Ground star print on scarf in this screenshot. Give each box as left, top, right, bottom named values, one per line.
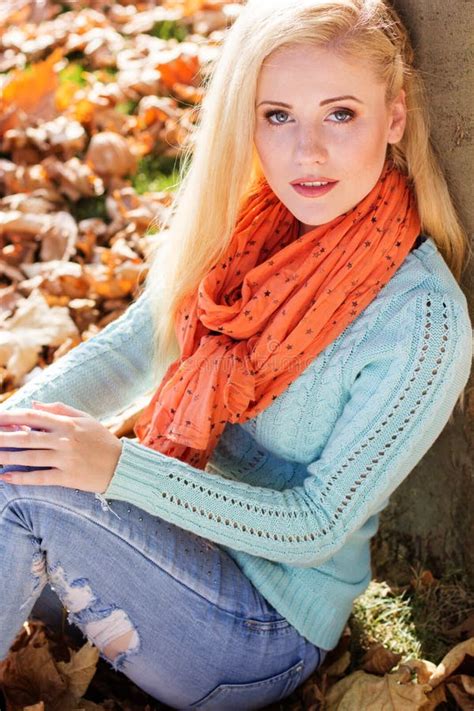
left=134, top=158, right=421, bottom=470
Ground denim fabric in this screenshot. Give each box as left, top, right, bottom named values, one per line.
left=0, top=480, right=326, bottom=710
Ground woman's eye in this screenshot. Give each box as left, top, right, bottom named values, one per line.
left=264, top=109, right=289, bottom=125
left=329, top=109, right=354, bottom=123
left=265, top=109, right=355, bottom=126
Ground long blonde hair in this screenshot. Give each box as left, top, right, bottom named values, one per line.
left=141, top=0, right=471, bottom=390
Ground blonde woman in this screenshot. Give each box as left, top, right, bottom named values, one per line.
left=0, top=0, right=471, bottom=708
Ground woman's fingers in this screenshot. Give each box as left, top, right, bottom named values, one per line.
left=0, top=470, right=60, bottom=486
left=0, top=403, right=121, bottom=493
left=0, top=408, right=66, bottom=430
left=0, top=447, right=59, bottom=467
left=32, top=401, right=89, bottom=418
left=0, top=430, right=52, bottom=448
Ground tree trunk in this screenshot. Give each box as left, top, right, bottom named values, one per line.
left=371, top=0, right=474, bottom=585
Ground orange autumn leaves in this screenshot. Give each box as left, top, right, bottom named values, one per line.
left=0, top=1, right=237, bottom=394
left=0, top=49, right=63, bottom=134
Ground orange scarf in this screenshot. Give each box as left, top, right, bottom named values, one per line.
left=134, top=158, right=421, bottom=470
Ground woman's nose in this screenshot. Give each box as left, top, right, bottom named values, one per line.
left=294, top=127, right=329, bottom=164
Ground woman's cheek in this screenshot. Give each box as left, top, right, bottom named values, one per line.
left=254, top=132, right=287, bottom=174
left=254, top=130, right=272, bottom=161
left=257, top=128, right=284, bottom=153
left=335, top=123, right=365, bottom=150
left=356, top=122, right=387, bottom=158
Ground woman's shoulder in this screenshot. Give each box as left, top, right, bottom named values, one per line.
left=369, top=233, right=468, bottom=315
left=331, top=234, right=471, bottom=365
left=401, top=233, right=469, bottom=315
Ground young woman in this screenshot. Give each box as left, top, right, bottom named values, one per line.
left=0, top=0, right=471, bottom=708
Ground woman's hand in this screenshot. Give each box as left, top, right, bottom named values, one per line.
left=0, top=401, right=123, bottom=494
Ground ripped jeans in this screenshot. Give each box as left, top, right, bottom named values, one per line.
left=0, top=481, right=327, bottom=710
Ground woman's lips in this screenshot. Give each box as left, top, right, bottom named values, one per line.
left=291, top=181, right=338, bottom=198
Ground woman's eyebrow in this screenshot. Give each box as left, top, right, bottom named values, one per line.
left=256, top=95, right=364, bottom=108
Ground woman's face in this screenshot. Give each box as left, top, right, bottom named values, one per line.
left=254, top=45, right=407, bottom=235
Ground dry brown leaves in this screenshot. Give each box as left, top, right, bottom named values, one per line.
left=0, top=0, right=244, bottom=397
left=284, top=624, right=474, bottom=711
left=0, top=620, right=101, bottom=711
left=1, top=615, right=473, bottom=710
left=0, top=617, right=166, bottom=710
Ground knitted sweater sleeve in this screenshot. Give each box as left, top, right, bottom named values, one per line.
left=103, top=290, right=472, bottom=566
left=0, top=291, right=155, bottom=421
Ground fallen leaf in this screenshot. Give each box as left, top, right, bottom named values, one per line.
left=418, top=682, right=447, bottom=711
left=324, top=650, right=351, bottom=678
left=425, top=637, right=474, bottom=688
left=42, top=156, right=104, bottom=202
left=0, top=625, right=68, bottom=710
left=156, top=45, right=201, bottom=89
left=56, top=642, right=100, bottom=701
left=445, top=674, right=474, bottom=710
left=24, top=260, right=90, bottom=300
left=361, top=643, right=402, bottom=675
left=0, top=48, right=63, bottom=134
left=404, top=658, right=438, bottom=685
left=325, top=667, right=432, bottom=710
left=85, top=131, right=137, bottom=178
left=0, top=289, right=79, bottom=385
left=163, top=0, right=208, bottom=16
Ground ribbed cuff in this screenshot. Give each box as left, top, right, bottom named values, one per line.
left=102, top=436, right=166, bottom=508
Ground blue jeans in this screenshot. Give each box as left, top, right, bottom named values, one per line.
left=0, top=480, right=327, bottom=710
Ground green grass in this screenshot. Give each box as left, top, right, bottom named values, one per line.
left=133, top=170, right=181, bottom=194
left=63, top=155, right=183, bottom=222
left=132, top=154, right=183, bottom=194
left=147, top=19, right=189, bottom=42
left=350, top=580, right=421, bottom=666
left=58, top=62, right=87, bottom=87
left=115, top=99, right=139, bottom=115
left=68, top=195, right=109, bottom=223
left=349, top=568, right=474, bottom=668
left=57, top=1, right=73, bottom=13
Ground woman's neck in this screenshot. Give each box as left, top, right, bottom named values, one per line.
left=297, top=221, right=314, bottom=238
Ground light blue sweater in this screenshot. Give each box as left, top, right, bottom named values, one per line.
left=1, top=236, right=472, bottom=651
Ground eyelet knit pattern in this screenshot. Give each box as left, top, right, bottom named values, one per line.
left=104, top=291, right=465, bottom=550
left=2, top=237, right=472, bottom=651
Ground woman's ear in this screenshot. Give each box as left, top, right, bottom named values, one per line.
left=387, top=89, right=407, bottom=145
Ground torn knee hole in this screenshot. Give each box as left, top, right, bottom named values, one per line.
left=103, top=631, right=136, bottom=661
left=31, top=552, right=48, bottom=581
left=20, top=551, right=49, bottom=612
left=46, top=564, right=140, bottom=667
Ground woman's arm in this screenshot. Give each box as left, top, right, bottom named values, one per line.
left=0, top=291, right=155, bottom=422
left=103, top=290, right=472, bottom=565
